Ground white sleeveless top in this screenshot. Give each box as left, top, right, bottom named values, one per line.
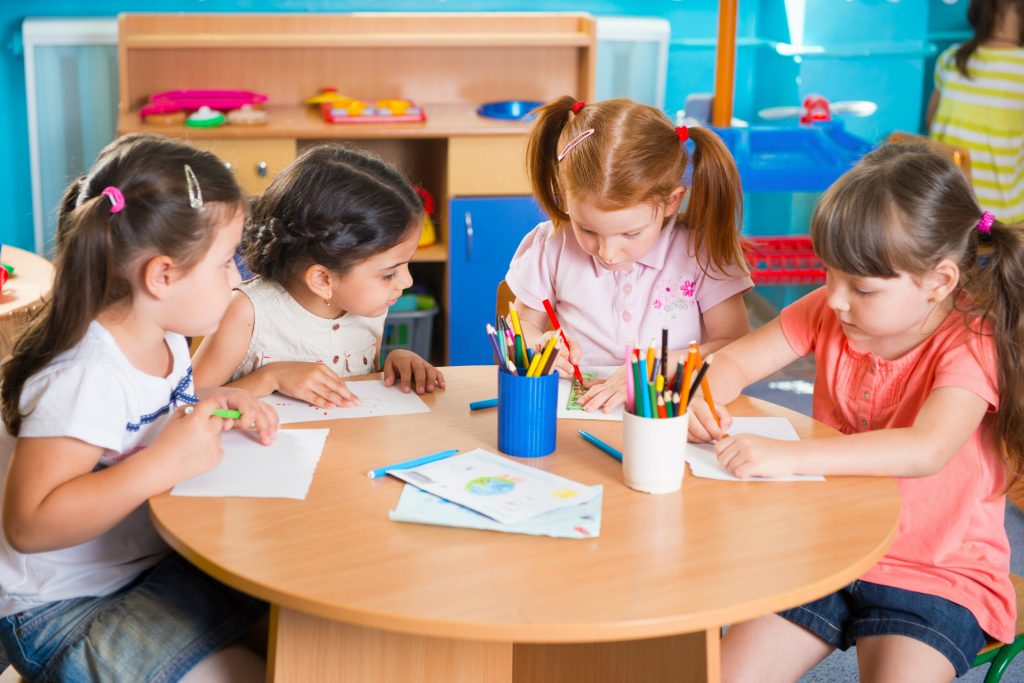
left=231, top=278, right=386, bottom=381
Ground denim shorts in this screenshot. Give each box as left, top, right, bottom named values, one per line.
left=0, top=552, right=267, bottom=683
left=778, top=579, right=986, bottom=676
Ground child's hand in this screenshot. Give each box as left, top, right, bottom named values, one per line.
left=687, top=399, right=733, bottom=443
left=384, top=350, right=445, bottom=394
left=152, top=400, right=226, bottom=482
left=537, top=330, right=583, bottom=379
left=199, top=386, right=279, bottom=446
left=272, top=362, right=360, bottom=409
left=715, top=435, right=796, bottom=479
left=578, top=366, right=627, bottom=413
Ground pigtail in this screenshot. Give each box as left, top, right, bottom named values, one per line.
left=685, top=126, right=747, bottom=272
left=2, top=197, right=118, bottom=435
left=961, top=217, right=1024, bottom=484
left=955, top=0, right=998, bottom=77
left=526, top=95, right=578, bottom=227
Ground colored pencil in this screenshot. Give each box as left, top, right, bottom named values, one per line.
left=367, top=448, right=460, bottom=479
left=485, top=324, right=504, bottom=366
left=665, top=390, right=675, bottom=418
left=656, top=394, right=667, bottom=418
left=646, top=339, right=656, bottom=381
left=530, top=334, right=559, bottom=377
left=624, top=344, right=635, bottom=413
left=211, top=409, right=241, bottom=419
left=637, top=357, right=652, bottom=417
left=680, top=347, right=697, bottom=412
left=660, top=327, right=669, bottom=386
left=508, top=304, right=524, bottom=338
left=469, top=398, right=498, bottom=410
left=578, top=429, right=623, bottom=462
left=631, top=358, right=642, bottom=416
left=686, top=357, right=712, bottom=406
left=540, top=346, right=561, bottom=375
left=542, top=298, right=586, bottom=384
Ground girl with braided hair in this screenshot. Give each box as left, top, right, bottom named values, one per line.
left=193, top=144, right=443, bottom=406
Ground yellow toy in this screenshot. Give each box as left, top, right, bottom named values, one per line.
left=414, top=186, right=437, bottom=248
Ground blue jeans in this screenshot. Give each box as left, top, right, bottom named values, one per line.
left=0, top=553, right=266, bottom=682
left=778, top=579, right=987, bottom=676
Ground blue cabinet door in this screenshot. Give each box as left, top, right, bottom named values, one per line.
left=448, top=196, right=547, bottom=365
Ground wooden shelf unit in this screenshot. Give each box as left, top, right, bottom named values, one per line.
left=117, top=12, right=596, bottom=363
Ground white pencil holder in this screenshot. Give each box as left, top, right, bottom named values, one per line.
left=622, top=410, right=689, bottom=494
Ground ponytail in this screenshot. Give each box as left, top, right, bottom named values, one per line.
left=685, top=127, right=747, bottom=272
left=959, top=216, right=1024, bottom=484
left=526, top=95, right=578, bottom=227
left=955, top=0, right=1010, bottom=77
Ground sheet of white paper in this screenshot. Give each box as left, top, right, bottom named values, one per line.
left=263, top=380, right=429, bottom=424
left=557, top=365, right=624, bottom=421
left=389, top=448, right=602, bottom=525
left=685, top=417, right=825, bottom=482
left=171, top=428, right=329, bottom=499
left=389, top=484, right=603, bottom=539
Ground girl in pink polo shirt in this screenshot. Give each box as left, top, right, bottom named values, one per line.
left=506, top=97, right=752, bottom=412
left=690, top=142, right=1023, bottom=681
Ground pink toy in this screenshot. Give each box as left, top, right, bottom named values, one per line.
left=799, top=95, right=832, bottom=125
left=139, top=90, right=268, bottom=119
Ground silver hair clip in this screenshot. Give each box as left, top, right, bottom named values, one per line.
left=184, top=164, right=203, bottom=210
left=556, top=128, right=596, bottom=162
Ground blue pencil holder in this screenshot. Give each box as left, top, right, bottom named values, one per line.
left=497, top=370, right=558, bottom=457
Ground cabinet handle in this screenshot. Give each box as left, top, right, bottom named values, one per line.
left=464, top=211, right=474, bottom=261
left=256, top=161, right=268, bottom=177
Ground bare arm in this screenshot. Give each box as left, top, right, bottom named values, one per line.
left=925, top=89, right=941, bottom=132
left=698, top=292, right=751, bottom=355
left=716, top=386, right=988, bottom=479
left=3, top=402, right=225, bottom=553
left=192, top=291, right=255, bottom=389
left=706, top=317, right=801, bottom=402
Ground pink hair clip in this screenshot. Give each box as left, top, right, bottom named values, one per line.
left=556, top=128, right=595, bottom=162
left=100, top=186, right=125, bottom=214
left=977, top=211, right=995, bottom=234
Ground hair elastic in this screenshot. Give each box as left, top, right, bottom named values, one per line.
left=556, top=128, right=595, bottom=162
left=100, top=186, right=125, bottom=214
left=676, top=126, right=689, bottom=143
left=977, top=211, right=995, bottom=235
left=184, top=164, right=204, bottom=210
left=571, top=101, right=586, bottom=114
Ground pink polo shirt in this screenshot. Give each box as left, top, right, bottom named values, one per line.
left=780, top=287, right=1015, bottom=642
left=506, top=219, right=753, bottom=366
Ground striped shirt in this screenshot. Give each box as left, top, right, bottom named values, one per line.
left=930, top=44, right=1024, bottom=223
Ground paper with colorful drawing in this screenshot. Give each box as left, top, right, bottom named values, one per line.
left=171, top=428, right=329, bottom=499
left=684, top=417, right=825, bottom=482
left=387, top=448, right=601, bottom=525
left=557, top=366, right=623, bottom=421
left=263, top=380, right=430, bottom=424
left=389, top=484, right=603, bottom=538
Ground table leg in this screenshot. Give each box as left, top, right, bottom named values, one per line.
left=268, top=606, right=720, bottom=683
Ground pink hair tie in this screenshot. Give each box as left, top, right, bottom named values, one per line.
left=100, top=186, right=125, bottom=214
left=571, top=101, right=586, bottom=114
left=676, top=126, right=689, bottom=143
left=977, top=211, right=995, bottom=234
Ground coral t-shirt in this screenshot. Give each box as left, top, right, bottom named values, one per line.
left=780, top=287, right=1015, bottom=642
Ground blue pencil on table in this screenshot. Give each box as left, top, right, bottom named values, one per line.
left=367, top=448, right=460, bottom=479
left=470, top=398, right=498, bottom=410
left=578, top=430, right=622, bottom=462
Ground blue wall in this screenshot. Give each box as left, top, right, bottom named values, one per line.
left=0, top=1, right=968, bottom=252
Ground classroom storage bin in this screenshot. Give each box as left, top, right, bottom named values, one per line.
left=382, top=306, right=439, bottom=362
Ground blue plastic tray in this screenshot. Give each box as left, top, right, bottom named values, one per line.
left=476, top=100, right=543, bottom=121
left=711, top=121, right=874, bottom=192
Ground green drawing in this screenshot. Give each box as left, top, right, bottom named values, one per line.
left=565, top=371, right=598, bottom=411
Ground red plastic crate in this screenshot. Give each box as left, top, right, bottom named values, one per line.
left=744, top=236, right=826, bottom=286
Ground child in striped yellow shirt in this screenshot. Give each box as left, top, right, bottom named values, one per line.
left=928, top=0, right=1024, bottom=223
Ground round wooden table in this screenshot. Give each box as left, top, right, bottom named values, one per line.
left=0, top=246, right=54, bottom=360
left=149, top=366, right=900, bottom=683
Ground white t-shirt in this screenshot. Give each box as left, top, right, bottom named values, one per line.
left=0, top=322, right=195, bottom=617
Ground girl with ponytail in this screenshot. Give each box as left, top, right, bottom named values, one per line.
left=0, top=133, right=274, bottom=681
left=507, top=96, right=752, bottom=412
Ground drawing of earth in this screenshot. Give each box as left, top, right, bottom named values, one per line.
left=465, top=476, right=515, bottom=496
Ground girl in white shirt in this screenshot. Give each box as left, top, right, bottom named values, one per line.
left=0, top=134, right=277, bottom=682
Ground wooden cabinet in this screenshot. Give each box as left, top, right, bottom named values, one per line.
left=116, top=12, right=594, bottom=363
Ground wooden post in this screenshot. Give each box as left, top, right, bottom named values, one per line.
left=711, top=0, right=738, bottom=127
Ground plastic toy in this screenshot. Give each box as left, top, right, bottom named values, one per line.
left=0, top=265, right=8, bottom=293
left=414, top=186, right=437, bottom=248
left=139, top=89, right=267, bottom=121
left=320, top=99, right=425, bottom=124
left=186, top=106, right=226, bottom=128
left=305, top=87, right=349, bottom=106
left=758, top=95, right=878, bottom=124
left=143, top=111, right=187, bottom=126
left=226, top=104, right=269, bottom=125
left=476, top=100, right=543, bottom=121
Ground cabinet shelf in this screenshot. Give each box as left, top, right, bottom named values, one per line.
left=125, top=32, right=591, bottom=49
